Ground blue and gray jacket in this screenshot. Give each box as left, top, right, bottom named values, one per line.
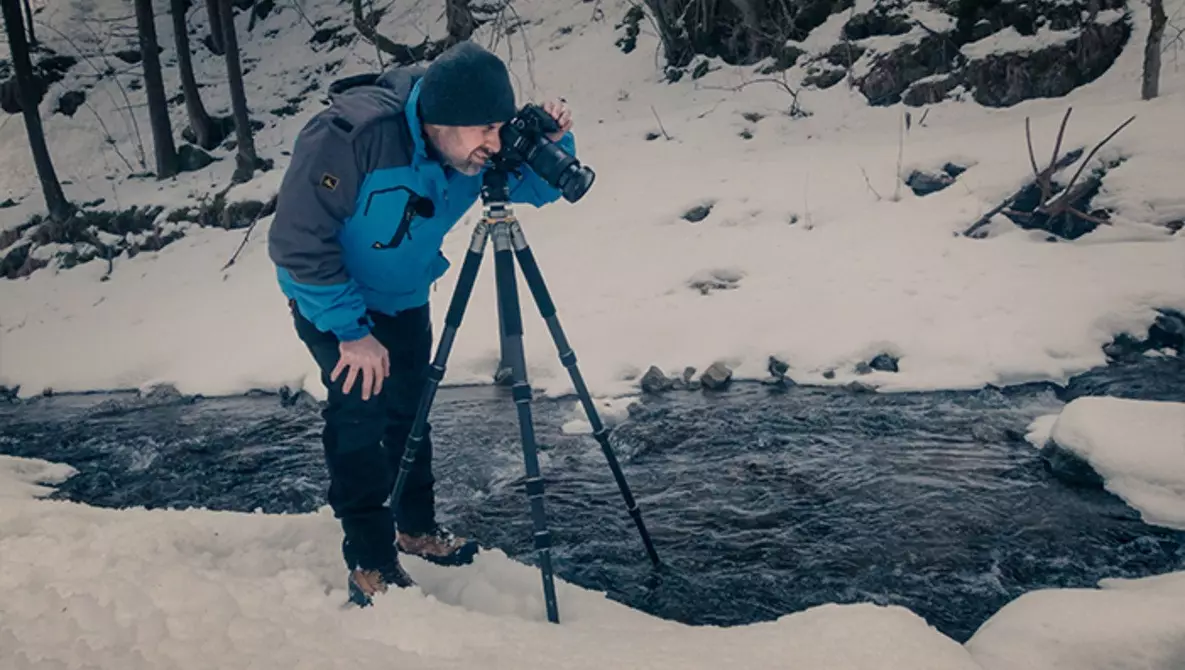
left=268, top=66, right=575, bottom=341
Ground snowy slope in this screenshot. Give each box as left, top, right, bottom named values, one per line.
left=0, top=0, right=1183, bottom=400
left=4, top=454, right=1185, bottom=670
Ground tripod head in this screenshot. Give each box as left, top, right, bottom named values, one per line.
left=480, top=166, right=512, bottom=206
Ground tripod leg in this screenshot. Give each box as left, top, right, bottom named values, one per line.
left=508, top=222, right=662, bottom=568
left=389, top=223, right=490, bottom=527
left=491, top=221, right=561, bottom=624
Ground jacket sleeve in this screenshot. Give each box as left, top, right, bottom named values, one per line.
left=267, top=116, right=372, bottom=341
left=507, top=131, right=577, bottom=207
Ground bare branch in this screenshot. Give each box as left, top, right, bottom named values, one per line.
left=1046, top=114, right=1135, bottom=212
left=650, top=105, right=671, bottom=140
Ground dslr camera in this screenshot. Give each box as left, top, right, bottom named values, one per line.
left=493, top=103, right=595, bottom=203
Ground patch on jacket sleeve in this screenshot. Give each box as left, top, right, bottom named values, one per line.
left=320, top=172, right=340, bottom=191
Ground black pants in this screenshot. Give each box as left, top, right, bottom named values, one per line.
left=291, top=300, right=436, bottom=572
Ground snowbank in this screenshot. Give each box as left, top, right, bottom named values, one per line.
left=0, top=455, right=989, bottom=670
left=3, top=455, right=1184, bottom=670
left=966, top=573, right=1185, bottom=670
left=1045, top=396, right=1185, bottom=530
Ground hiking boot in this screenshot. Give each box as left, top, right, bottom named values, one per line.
left=347, top=562, right=416, bottom=608
left=397, top=525, right=479, bottom=566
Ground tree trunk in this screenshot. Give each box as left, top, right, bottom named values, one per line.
left=206, top=0, right=224, bottom=55
left=134, top=0, right=178, bottom=178
left=2, top=0, right=72, bottom=222
left=444, top=0, right=474, bottom=44
left=642, top=0, right=694, bottom=67
left=220, top=0, right=257, bottom=183
left=170, top=0, right=218, bottom=149
left=1142, top=0, right=1166, bottom=100
left=21, top=0, right=34, bottom=46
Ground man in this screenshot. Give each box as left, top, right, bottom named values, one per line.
left=267, top=41, right=576, bottom=606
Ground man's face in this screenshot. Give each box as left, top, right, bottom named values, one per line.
left=425, top=122, right=504, bottom=176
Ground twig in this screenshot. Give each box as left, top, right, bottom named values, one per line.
left=859, top=166, right=882, bottom=200
left=650, top=105, right=671, bottom=139
left=220, top=204, right=270, bottom=271
left=1043, top=114, right=1134, bottom=213
left=892, top=109, right=905, bottom=201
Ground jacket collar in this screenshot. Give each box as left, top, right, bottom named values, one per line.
left=405, top=78, right=430, bottom=169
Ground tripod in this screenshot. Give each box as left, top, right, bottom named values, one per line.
left=388, top=167, right=661, bottom=623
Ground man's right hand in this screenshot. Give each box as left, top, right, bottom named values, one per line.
left=331, top=334, right=389, bottom=401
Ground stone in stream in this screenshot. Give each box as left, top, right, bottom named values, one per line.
left=701, top=362, right=733, bottom=390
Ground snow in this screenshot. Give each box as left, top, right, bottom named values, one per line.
left=0, top=455, right=990, bottom=670
left=965, top=572, right=1185, bottom=670
left=1048, top=396, right=1185, bottom=530
left=960, top=26, right=1080, bottom=59
left=1, top=453, right=1182, bottom=670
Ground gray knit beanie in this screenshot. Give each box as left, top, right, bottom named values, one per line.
left=418, top=41, right=516, bottom=126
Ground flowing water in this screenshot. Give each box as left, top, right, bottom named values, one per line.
left=2, top=355, right=1183, bottom=643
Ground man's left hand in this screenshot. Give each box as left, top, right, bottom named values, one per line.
left=542, top=99, right=573, bottom=142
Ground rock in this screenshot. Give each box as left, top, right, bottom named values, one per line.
left=843, top=8, right=912, bottom=40
left=758, top=45, right=806, bottom=73
left=641, top=366, right=674, bottom=393
left=1040, top=441, right=1104, bottom=488
left=963, top=19, right=1130, bottom=108
left=846, top=380, right=876, bottom=393
left=821, top=42, right=866, bottom=68
left=906, top=170, right=955, bottom=196
left=803, top=66, right=847, bottom=89
left=615, top=5, right=644, bottom=54
left=682, top=367, right=697, bottom=383
left=688, top=267, right=744, bottom=294
left=855, top=361, right=873, bottom=375
left=943, top=163, right=968, bottom=178
left=0, top=385, right=19, bottom=402
left=902, top=73, right=960, bottom=106
left=701, top=362, right=733, bottom=390
left=767, top=356, right=790, bottom=378
left=822, top=369, right=836, bottom=379
left=178, top=144, right=215, bottom=172
left=857, top=34, right=958, bottom=106
left=0, top=198, right=16, bottom=208
left=682, top=202, right=713, bottom=223
left=55, top=90, right=85, bottom=117
left=869, top=353, right=899, bottom=372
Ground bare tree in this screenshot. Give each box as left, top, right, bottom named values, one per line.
left=135, top=0, right=179, bottom=178
left=170, top=0, right=219, bottom=149
left=206, top=0, right=225, bottom=54
left=445, top=0, right=475, bottom=44
left=2, top=0, right=72, bottom=221
left=219, top=0, right=258, bottom=182
left=1142, top=0, right=1167, bottom=99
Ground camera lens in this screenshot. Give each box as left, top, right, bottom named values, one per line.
left=558, top=164, right=595, bottom=203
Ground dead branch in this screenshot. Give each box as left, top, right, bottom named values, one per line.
left=963, top=110, right=1135, bottom=238
left=650, top=105, right=671, bottom=140
left=698, top=71, right=805, bottom=117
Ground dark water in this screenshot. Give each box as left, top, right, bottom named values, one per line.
left=2, top=355, right=1183, bottom=643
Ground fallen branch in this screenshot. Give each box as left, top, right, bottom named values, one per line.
left=963, top=108, right=1135, bottom=238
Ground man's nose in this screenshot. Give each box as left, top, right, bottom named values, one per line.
left=485, top=131, right=501, bottom=154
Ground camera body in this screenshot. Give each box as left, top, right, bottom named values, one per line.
left=493, top=104, right=595, bottom=203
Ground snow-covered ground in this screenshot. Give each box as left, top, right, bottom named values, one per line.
left=1027, top=396, right=1185, bottom=530
left=3, top=453, right=1184, bottom=670
left=1, top=0, right=1183, bottom=401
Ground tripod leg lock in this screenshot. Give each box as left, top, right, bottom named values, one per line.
left=524, top=476, right=546, bottom=499
left=512, top=384, right=532, bottom=403
left=559, top=349, right=576, bottom=367
left=533, top=530, right=553, bottom=549
left=427, top=363, right=445, bottom=382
